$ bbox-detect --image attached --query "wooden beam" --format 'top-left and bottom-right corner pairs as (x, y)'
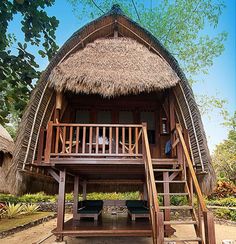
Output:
(87, 179), (144, 184)
(57, 169), (66, 232)
(48, 169), (59, 183)
(73, 176), (79, 220)
(82, 180), (87, 200)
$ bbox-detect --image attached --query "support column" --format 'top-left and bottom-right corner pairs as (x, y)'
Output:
(57, 169), (66, 236)
(143, 183), (148, 201)
(82, 180), (87, 200)
(203, 211), (216, 244)
(73, 176), (79, 220)
(163, 172), (171, 236)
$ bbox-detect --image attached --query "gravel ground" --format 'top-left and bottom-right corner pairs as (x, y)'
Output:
(0, 215), (235, 244)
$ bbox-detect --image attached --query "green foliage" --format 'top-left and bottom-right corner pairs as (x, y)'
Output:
(170, 196), (188, 206)
(212, 113), (236, 183)
(18, 192), (56, 203)
(0, 193), (19, 204)
(0, 0), (59, 126)
(86, 192), (140, 200)
(206, 197), (236, 207)
(68, 0), (227, 83)
(23, 203), (40, 214)
(214, 208), (236, 221)
(3, 203), (24, 219)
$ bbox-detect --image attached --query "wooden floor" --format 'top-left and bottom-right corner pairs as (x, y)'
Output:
(53, 213), (152, 237)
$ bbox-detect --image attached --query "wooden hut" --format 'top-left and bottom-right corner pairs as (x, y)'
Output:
(12, 5), (216, 243)
(0, 125), (14, 193)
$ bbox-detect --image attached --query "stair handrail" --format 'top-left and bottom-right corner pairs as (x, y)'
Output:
(175, 123), (216, 244)
(175, 123), (207, 212)
(142, 123), (164, 244)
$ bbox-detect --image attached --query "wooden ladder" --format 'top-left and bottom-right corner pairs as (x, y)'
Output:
(142, 123), (216, 244)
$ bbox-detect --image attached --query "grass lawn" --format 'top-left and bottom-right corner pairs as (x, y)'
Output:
(0, 212), (55, 233)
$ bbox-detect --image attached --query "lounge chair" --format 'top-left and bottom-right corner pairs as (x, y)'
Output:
(77, 200), (103, 221)
(126, 200), (149, 221)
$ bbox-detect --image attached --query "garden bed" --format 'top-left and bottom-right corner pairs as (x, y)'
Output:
(0, 212), (56, 238)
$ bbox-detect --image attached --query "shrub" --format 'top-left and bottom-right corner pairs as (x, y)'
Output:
(206, 197), (236, 207)
(214, 208), (236, 221)
(3, 203), (24, 219)
(0, 194), (19, 204)
(23, 204), (40, 214)
(18, 192), (55, 203)
(209, 181), (236, 199)
(170, 196), (188, 206)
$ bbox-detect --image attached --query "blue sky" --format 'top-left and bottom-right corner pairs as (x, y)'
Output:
(8, 0), (236, 152)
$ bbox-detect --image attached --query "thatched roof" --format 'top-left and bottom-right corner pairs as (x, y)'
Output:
(49, 38), (179, 96)
(0, 125), (14, 154)
(12, 4), (214, 194)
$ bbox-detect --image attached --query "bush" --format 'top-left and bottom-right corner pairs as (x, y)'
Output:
(206, 197), (236, 207)
(18, 192), (56, 203)
(209, 181), (236, 199)
(214, 208), (236, 221)
(0, 194), (19, 204)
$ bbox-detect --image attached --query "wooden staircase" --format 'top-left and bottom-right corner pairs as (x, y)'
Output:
(142, 123), (216, 244)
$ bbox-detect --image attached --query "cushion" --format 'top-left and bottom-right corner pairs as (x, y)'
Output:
(126, 200), (147, 208)
(128, 207), (149, 214)
(78, 206), (101, 214)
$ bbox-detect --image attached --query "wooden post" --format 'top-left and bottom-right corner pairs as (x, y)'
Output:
(57, 169), (66, 233)
(163, 172), (171, 236)
(55, 92), (63, 122)
(203, 211), (216, 244)
(73, 176), (79, 220)
(44, 121), (53, 163)
(82, 181), (87, 200)
(143, 183), (148, 200)
(156, 211), (164, 244)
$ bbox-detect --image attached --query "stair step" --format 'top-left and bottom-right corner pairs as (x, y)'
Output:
(160, 205), (193, 210)
(164, 237), (202, 242)
(164, 220), (197, 225)
(155, 180), (186, 183)
(153, 169), (182, 172)
(158, 193), (188, 196)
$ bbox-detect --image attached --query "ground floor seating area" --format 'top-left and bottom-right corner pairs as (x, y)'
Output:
(77, 200), (149, 222)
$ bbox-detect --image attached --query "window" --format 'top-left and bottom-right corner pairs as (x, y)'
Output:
(141, 111), (155, 144)
(119, 111), (133, 124)
(75, 110), (90, 123)
(97, 111), (111, 124)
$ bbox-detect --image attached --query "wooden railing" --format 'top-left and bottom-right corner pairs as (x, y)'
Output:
(142, 123), (164, 244)
(43, 122), (143, 162)
(174, 123), (216, 244)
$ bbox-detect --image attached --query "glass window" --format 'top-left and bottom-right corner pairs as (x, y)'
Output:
(75, 110), (90, 123)
(119, 111), (133, 124)
(97, 111), (111, 124)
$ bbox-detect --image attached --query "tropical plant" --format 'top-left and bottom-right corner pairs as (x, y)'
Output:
(23, 203), (40, 214)
(3, 203), (24, 218)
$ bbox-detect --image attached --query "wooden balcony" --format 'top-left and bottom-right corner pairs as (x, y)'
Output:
(36, 123), (145, 165)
